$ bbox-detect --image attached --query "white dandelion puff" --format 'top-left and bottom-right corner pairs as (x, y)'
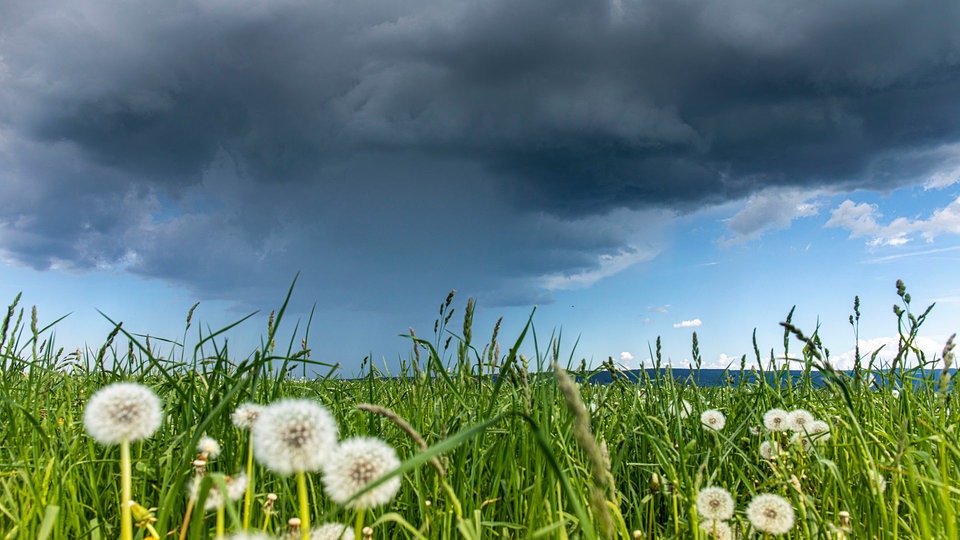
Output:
(188, 473), (247, 511)
(700, 409), (726, 431)
(197, 436), (221, 459)
(789, 433), (812, 453)
(696, 486), (735, 520)
(322, 437), (401, 509)
(219, 533), (274, 540)
(807, 420), (831, 442)
(83, 382), (163, 445)
(762, 408), (789, 432)
(759, 440), (781, 460)
(868, 469), (887, 495)
(226, 473), (248, 501)
(786, 409), (814, 433)
(746, 493), (795, 535)
(252, 399), (338, 475)
(232, 403), (264, 430)
(310, 523), (356, 540)
(699, 519), (733, 540)
(669, 399), (692, 419)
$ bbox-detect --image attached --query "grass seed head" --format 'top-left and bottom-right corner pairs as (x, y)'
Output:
(83, 382), (163, 445)
(321, 437), (401, 509)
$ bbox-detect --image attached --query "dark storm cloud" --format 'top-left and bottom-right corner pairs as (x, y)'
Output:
(1, 0), (959, 305)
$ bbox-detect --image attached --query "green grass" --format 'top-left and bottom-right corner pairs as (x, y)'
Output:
(0, 280), (957, 539)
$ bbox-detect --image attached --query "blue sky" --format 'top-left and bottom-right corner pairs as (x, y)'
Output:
(2, 0), (960, 375)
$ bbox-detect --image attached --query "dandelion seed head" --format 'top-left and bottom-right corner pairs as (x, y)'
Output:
(197, 436), (221, 459)
(759, 440), (781, 460)
(700, 409), (726, 431)
(670, 399), (692, 419)
(747, 493), (795, 535)
(868, 469), (887, 495)
(83, 382), (163, 445)
(763, 408), (789, 432)
(226, 473), (248, 501)
(322, 437), (401, 509)
(787, 409), (814, 432)
(219, 533), (274, 540)
(188, 473), (246, 511)
(310, 523), (356, 540)
(699, 519), (733, 540)
(807, 420), (831, 442)
(232, 403), (264, 430)
(696, 486), (735, 520)
(789, 432), (812, 453)
(252, 399), (337, 475)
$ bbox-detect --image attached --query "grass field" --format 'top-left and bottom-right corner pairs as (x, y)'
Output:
(0, 281), (957, 539)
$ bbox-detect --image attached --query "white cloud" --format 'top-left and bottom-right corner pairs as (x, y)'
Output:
(648, 304), (670, 313)
(539, 245), (658, 291)
(673, 318), (702, 328)
(826, 196), (960, 247)
(830, 336), (948, 370)
(722, 187), (821, 243)
(920, 143), (960, 190)
(619, 351), (634, 362)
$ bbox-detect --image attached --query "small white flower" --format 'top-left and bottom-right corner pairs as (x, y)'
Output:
(696, 486), (735, 520)
(746, 493), (795, 535)
(763, 408), (789, 432)
(322, 437), (401, 509)
(197, 436), (221, 459)
(891, 388), (901, 399)
(310, 523), (355, 540)
(787, 409), (814, 433)
(700, 409), (726, 431)
(83, 382), (163, 445)
(232, 403), (264, 430)
(252, 399), (338, 475)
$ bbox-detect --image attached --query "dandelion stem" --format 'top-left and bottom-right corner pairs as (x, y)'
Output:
(216, 506), (225, 538)
(297, 471), (310, 539)
(243, 433), (255, 530)
(120, 439), (133, 540)
(354, 508), (366, 540)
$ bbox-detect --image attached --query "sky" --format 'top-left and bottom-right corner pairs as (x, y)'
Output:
(2, 0), (960, 376)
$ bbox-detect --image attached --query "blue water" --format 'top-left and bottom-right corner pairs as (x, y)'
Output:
(579, 367), (956, 387)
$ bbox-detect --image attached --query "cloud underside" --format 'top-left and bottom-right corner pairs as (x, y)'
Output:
(2, 0), (960, 304)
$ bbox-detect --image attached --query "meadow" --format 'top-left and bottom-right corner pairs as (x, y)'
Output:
(0, 280), (957, 539)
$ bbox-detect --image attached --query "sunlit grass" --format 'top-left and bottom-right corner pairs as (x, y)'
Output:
(0, 280), (957, 539)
